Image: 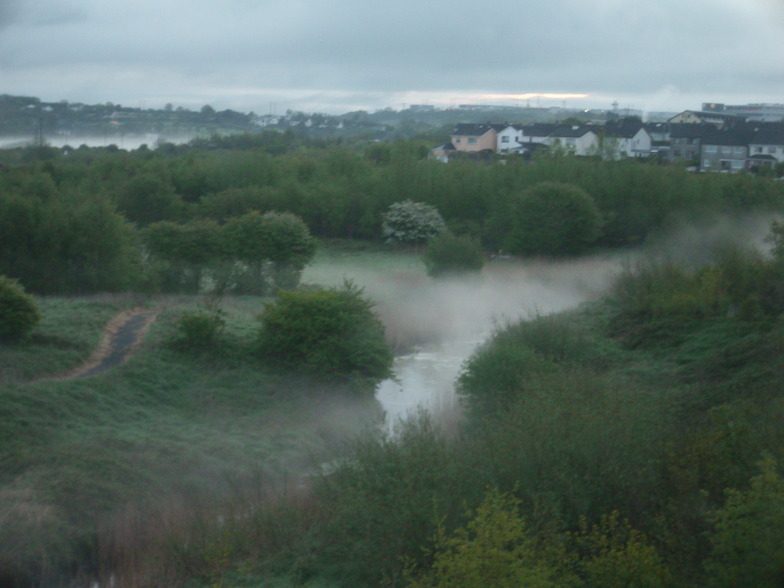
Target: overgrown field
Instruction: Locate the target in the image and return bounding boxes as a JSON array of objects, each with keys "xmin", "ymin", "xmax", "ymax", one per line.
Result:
[{"xmin": 0, "ymin": 292, "xmax": 385, "ymax": 586}]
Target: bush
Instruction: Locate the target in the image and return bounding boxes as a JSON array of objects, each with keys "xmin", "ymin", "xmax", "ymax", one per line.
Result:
[
  {"xmin": 423, "ymin": 231, "xmax": 484, "ymax": 277},
  {"xmin": 0, "ymin": 276, "xmax": 40, "ymax": 342},
  {"xmin": 505, "ymin": 182, "xmax": 602, "ymax": 256},
  {"xmin": 382, "ymin": 200, "xmax": 446, "ymax": 244},
  {"xmin": 173, "ymin": 303, "xmax": 226, "ymax": 351},
  {"xmin": 257, "ymin": 281, "xmax": 393, "ymax": 386}
]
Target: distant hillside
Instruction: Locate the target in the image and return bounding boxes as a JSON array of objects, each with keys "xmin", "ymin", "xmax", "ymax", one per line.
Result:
[{"xmin": 0, "ymin": 94, "xmax": 614, "ymax": 146}]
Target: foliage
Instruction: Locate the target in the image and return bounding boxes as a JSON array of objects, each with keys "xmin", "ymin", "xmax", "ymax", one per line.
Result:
[
  {"xmin": 256, "ymin": 281, "xmax": 393, "ymax": 385},
  {"xmin": 422, "ymin": 231, "xmax": 484, "ymax": 277},
  {"xmin": 0, "ymin": 276, "xmax": 41, "ymax": 342},
  {"xmin": 504, "ymin": 181, "xmax": 602, "ymax": 256},
  {"xmin": 408, "ymin": 489, "xmax": 572, "ymax": 588},
  {"xmin": 575, "ymin": 511, "xmax": 671, "ymax": 587},
  {"xmin": 382, "ymin": 200, "xmax": 447, "ymax": 244},
  {"xmin": 172, "ymin": 300, "xmax": 226, "ymax": 352},
  {"xmin": 706, "ymin": 455, "xmax": 784, "ymax": 587}
]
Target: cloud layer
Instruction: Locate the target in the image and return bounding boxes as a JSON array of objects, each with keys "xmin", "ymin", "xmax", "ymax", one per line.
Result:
[{"xmin": 1, "ymin": 0, "xmax": 783, "ymax": 114}]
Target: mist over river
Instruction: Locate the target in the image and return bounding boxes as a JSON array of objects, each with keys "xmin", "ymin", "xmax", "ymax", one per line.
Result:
[{"xmin": 303, "ymin": 251, "xmax": 625, "ymax": 424}]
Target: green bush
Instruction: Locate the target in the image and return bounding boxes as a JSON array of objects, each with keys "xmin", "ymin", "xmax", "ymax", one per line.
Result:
[
  {"xmin": 257, "ymin": 281, "xmax": 393, "ymax": 386},
  {"xmin": 0, "ymin": 276, "xmax": 41, "ymax": 342},
  {"xmin": 423, "ymin": 231, "xmax": 484, "ymax": 277},
  {"xmin": 505, "ymin": 182, "xmax": 602, "ymax": 256},
  {"xmin": 173, "ymin": 305, "xmax": 226, "ymax": 351}
]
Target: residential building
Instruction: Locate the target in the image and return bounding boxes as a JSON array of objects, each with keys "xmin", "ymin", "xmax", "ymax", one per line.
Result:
[
  {"xmin": 747, "ymin": 123, "xmax": 784, "ymax": 166},
  {"xmin": 546, "ymin": 125, "xmax": 599, "ymax": 156},
  {"xmin": 699, "ymin": 127, "xmax": 755, "ymax": 172},
  {"xmin": 603, "ymin": 121, "xmax": 652, "ymax": 158},
  {"xmin": 668, "ymin": 123, "xmax": 713, "ymax": 163},
  {"xmin": 668, "ymin": 110, "xmax": 742, "ymax": 129},
  {"xmin": 450, "ymin": 123, "xmax": 500, "ymax": 152}
]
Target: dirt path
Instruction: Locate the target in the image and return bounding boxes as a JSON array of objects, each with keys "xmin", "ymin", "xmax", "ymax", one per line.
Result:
[{"xmin": 53, "ymin": 307, "xmax": 161, "ymax": 380}]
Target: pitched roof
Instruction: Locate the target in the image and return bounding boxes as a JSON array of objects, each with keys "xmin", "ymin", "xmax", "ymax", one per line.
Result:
[
  {"xmin": 452, "ymin": 123, "xmax": 498, "ymax": 136},
  {"xmin": 550, "ymin": 124, "xmax": 596, "ymax": 138},
  {"xmin": 669, "ymin": 123, "xmax": 714, "ymax": 139},
  {"xmin": 604, "ymin": 121, "xmax": 647, "ymax": 138},
  {"xmin": 521, "ymin": 123, "xmax": 558, "ymax": 137},
  {"xmin": 748, "ymin": 122, "xmax": 784, "ymax": 145}
]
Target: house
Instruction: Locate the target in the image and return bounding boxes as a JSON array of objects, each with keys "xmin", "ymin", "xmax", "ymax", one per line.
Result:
[
  {"xmin": 546, "ymin": 124, "xmax": 599, "ymax": 156},
  {"xmin": 496, "ymin": 125, "xmax": 525, "ymax": 153},
  {"xmin": 520, "ymin": 123, "xmax": 558, "ymax": 145},
  {"xmin": 450, "ymin": 123, "xmax": 500, "ymax": 153},
  {"xmin": 668, "ymin": 110, "xmax": 741, "ymax": 129},
  {"xmin": 747, "ymin": 123, "xmax": 784, "ymax": 165},
  {"xmin": 699, "ymin": 127, "xmax": 755, "ymax": 172},
  {"xmin": 603, "ymin": 121, "xmax": 652, "ymax": 158},
  {"xmin": 431, "ymin": 142, "xmax": 456, "ymax": 163},
  {"xmin": 668, "ymin": 123, "xmax": 714, "ymax": 162}
]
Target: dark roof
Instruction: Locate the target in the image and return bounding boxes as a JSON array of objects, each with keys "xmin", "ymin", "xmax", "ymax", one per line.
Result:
[
  {"xmin": 701, "ymin": 127, "xmax": 756, "ymax": 147},
  {"xmin": 433, "ymin": 142, "xmax": 456, "ymax": 151},
  {"xmin": 749, "ymin": 122, "xmax": 784, "ymax": 145},
  {"xmin": 452, "ymin": 123, "xmax": 497, "ymax": 136},
  {"xmin": 521, "ymin": 123, "xmax": 558, "ymax": 136},
  {"xmin": 604, "ymin": 121, "xmax": 646, "ymax": 138},
  {"xmin": 669, "ymin": 123, "xmax": 715, "ymax": 139},
  {"xmin": 550, "ymin": 124, "xmax": 596, "ymax": 138},
  {"xmin": 748, "ymin": 153, "xmax": 778, "ymax": 161}
]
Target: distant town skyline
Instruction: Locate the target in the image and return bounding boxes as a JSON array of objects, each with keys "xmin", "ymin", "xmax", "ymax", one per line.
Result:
[{"xmin": 1, "ymin": 0, "xmax": 783, "ymax": 116}]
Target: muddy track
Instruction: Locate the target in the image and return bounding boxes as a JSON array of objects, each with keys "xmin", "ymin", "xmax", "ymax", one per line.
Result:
[{"xmin": 52, "ymin": 308, "xmax": 160, "ymax": 380}]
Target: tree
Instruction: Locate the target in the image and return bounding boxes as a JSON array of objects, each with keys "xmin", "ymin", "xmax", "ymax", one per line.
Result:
[
  {"xmin": 505, "ymin": 182, "xmax": 602, "ymax": 256},
  {"xmin": 706, "ymin": 455, "xmax": 784, "ymax": 587},
  {"xmin": 0, "ymin": 276, "xmax": 41, "ymax": 342},
  {"xmin": 223, "ymin": 211, "xmax": 316, "ymax": 291},
  {"xmin": 423, "ymin": 231, "xmax": 484, "ymax": 277},
  {"xmin": 257, "ymin": 281, "xmax": 393, "ymax": 387},
  {"xmin": 382, "ymin": 200, "xmax": 446, "ymax": 244},
  {"xmin": 408, "ymin": 489, "xmax": 569, "ymax": 588}
]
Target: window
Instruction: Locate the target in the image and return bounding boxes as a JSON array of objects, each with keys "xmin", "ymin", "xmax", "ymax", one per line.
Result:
[
  {"xmin": 468, "ymin": 138, "xmax": 477, "ymax": 145},
  {"xmin": 734, "ymin": 146, "xmax": 744, "ymax": 155},
  {"xmin": 703, "ymin": 159, "xmax": 712, "ymax": 167},
  {"xmin": 769, "ymin": 147, "xmax": 776, "ymax": 154},
  {"xmin": 755, "ymin": 146, "xmax": 763, "ymax": 153},
  {"xmin": 706, "ymin": 145, "xmax": 718, "ymax": 153},
  {"xmin": 455, "ymin": 138, "xmax": 461, "ymax": 143},
  {"xmin": 501, "ymin": 136, "xmax": 509, "ymax": 143}
]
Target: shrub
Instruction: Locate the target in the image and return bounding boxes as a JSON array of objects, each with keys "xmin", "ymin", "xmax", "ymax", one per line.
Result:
[
  {"xmin": 382, "ymin": 200, "xmax": 446, "ymax": 244},
  {"xmin": 257, "ymin": 281, "xmax": 393, "ymax": 386},
  {"xmin": 505, "ymin": 182, "xmax": 602, "ymax": 256},
  {"xmin": 0, "ymin": 276, "xmax": 41, "ymax": 342},
  {"xmin": 423, "ymin": 231, "xmax": 484, "ymax": 277},
  {"xmin": 173, "ymin": 303, "xmax": 226, "ymax": 351}
]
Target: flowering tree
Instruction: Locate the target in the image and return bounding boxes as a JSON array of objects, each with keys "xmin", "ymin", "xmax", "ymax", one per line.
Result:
[{"xmin": 381, "ymin": 200, "xmax": 446, "ymax": 244}]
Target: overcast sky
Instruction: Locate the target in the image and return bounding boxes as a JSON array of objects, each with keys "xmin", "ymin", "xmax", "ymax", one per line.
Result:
[{"xmin": 1, "ymin": 0, "xmax": 783, "ymax": 115}]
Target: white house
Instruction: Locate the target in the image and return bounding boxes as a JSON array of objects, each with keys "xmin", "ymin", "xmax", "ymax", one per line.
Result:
[
  {"xmin": 603, "ymin": 122, "xmax": 652, "ymax": 158},
  {"xmin": 496, "ymin": 125, "xmax": 525, "ymax": 153},
  {"xmin": 546, "ymin": 125, "xmax": 599, "ymax": 156}
]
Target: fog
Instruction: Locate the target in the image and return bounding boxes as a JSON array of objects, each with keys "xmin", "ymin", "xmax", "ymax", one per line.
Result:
[
  {"xmin": 0, "ymin": 133, "xmax": 194, "ymax": 150},
  {"xmin": 304, "ymin": 213, "xmax": 780, "ymax": 424}
]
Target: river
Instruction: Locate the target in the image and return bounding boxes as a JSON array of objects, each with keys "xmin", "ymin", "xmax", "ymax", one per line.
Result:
[{"xmin": 302, "ymin": 251, "xmax": 625, "ymax": 425}]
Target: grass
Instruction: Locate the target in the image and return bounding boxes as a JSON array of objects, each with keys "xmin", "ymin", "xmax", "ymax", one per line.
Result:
[{"xmin": 0, "ymin": 291, "xmax": 384, "ymax": 585}]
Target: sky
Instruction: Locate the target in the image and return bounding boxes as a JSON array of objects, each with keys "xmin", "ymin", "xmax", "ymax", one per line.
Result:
[{"xmin": 1, "ymin": 0, "xmax": 784, "ymax": 116}]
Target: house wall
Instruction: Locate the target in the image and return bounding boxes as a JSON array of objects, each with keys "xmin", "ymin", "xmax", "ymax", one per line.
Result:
[
  {"xmin": 497, "ymin": 127, "xmax": 522, "ymax": 152},
  {"xmin": 748, "ymin": 143, "xmax": 784, "ymax": 163},
  {"xmin": 700, "ymin": 144, "xmax": 748, "ymax": 171},
  {"xmin": 451, "ymin": 131, "xmax": 497, "ymax": 152}
]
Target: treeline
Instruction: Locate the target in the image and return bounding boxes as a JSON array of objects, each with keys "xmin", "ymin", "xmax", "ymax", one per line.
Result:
[{"xmin": 1, "ymin": 135, "xmax": 784, "ymax": 294}]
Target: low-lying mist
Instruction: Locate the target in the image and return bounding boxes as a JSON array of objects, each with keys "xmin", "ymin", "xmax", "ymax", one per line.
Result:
[{"xmin": 304, "ymin": 212, "xmax": 781, "ymax": 422}]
